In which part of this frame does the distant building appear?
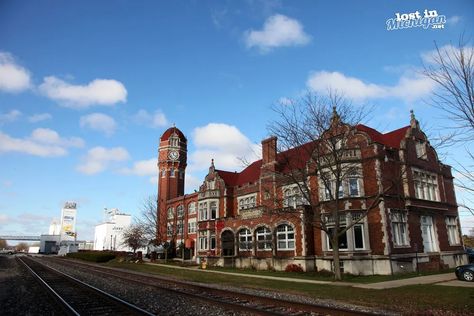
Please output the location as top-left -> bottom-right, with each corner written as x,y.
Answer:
94,208 -> 132,251
49,218 -> 60,235
60,202 -> 77,242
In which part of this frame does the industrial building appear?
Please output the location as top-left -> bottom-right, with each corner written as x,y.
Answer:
94,208 -> 132,251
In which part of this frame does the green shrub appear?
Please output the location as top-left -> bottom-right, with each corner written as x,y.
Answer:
66,251 -> 116,263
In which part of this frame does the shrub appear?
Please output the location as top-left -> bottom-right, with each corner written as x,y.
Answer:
284,263 -> 304,273
66,251 -> 116,263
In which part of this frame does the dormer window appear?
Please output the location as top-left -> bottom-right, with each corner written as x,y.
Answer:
415,140 -> 427,159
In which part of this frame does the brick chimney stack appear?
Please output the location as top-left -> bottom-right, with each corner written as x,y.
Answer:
262,136 -> 277,165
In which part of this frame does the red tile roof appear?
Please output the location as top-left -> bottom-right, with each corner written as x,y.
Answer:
356,124 -> 409,149
215,124 -> 411,187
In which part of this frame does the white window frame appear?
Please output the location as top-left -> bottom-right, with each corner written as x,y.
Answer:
188,202 -> 196,215
446,216 -> 460,246
187,219 -> 196,234
177,205 -> 184,218
167,223 -> 173,236
413,168 -> 439,201
237,193 -> 257,210
199,231 -> 208,250
256,226 -> 272,250
238,228 -> 253,251
390,210 -> 409,247
319,166 -> 363,201
276,224 -> 295,250
198,202 -> 208,221
416,140 -> 427,159
167,207 -> 174,219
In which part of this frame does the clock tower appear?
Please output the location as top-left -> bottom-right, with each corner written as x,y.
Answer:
157,126 -> 187,242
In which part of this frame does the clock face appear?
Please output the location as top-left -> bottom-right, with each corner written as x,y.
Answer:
168,150 -> 179,160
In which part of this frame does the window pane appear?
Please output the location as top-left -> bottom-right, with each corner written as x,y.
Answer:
354,225 -> 364,249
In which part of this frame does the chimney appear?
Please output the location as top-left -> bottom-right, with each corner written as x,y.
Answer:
262,136 -> 277,165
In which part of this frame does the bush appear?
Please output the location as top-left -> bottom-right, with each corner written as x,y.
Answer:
284,263 -> 304,273
66,251 -> 116,263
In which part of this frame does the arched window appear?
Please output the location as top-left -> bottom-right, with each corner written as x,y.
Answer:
161,168 -> 166,178
277,224 -> 295,250
238,228 -> 252,250
188,202 -> 196,215
256,226 -> 272,250
177,205 -> 184,218
167,207 -> 174,219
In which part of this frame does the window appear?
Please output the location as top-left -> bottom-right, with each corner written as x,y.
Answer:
161,168 -> 166,177
210,201 -> 217,219
170,167 -> 175,178
167,207 -> 174,219
188,220 -> 196,234
413,170 -> 439,201
167,223 -> 173,236
238,194 -> 257,210
238,229 -> 253,250
256,226 -> 272,250
446,216 -> 460,245
327,228 -> 348,250
198,202 -> 208,221
170,136 -> 179,147
416,141 -> 427,159
177,205 -> 184,218
199,231 -> 208,250
353,225 -> 364,249
210,233 -> 216,250
348,178 -> 360,197
179,170 -> 184,179
188,202 -> 196,215
277,224 -> 295,250
391,210 -> 408,246
283,186 -> 305,208
177,222 -> 183,235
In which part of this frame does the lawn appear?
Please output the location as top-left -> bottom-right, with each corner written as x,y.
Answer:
104,260 -> 473,315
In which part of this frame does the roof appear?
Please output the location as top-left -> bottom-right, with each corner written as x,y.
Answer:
216,160 -> 262,187
160,126 -> 187,142
356,124 -> 409,149
214,124 -> 411,187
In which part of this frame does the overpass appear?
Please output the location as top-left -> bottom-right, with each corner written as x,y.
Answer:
0,236 -> 41,241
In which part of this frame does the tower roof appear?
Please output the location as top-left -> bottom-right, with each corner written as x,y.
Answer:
160,126 -> 187,142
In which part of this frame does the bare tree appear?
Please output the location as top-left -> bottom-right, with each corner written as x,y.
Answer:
423,38 -> 474,204
268,92 -> 401,280
0,239 -> 8,249
122,224 -> 147,253
136,195 -> 160,244
15,242 -> 29,253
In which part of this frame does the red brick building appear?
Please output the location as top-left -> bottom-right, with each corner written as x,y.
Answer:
157,112 -> 466,275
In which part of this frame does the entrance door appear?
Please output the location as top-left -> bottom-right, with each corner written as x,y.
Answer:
421,216 -> 437,252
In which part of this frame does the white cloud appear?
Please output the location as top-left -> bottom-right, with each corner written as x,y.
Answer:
244,14 -> 311,53
190,123 -> 260,172
0,52 -> 31,93
120,158 -> 156,176
306,70 -> 435,102
28,113 -> 52,123
39,76 -> 127,108
447,15 -> 461,25
133,109 -> 168,128
0,109 -> 22,124
278,97 -> 294,106
421,44 -> 474,65
80,113 -> 117,136
77,146 -> 130,175
0,128 -> 84,157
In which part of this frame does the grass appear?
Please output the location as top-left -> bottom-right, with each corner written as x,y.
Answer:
150,260 -> 456,284
103,260 -> 473,315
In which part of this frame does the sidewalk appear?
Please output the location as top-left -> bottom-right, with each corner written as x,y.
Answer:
145,262 -> 470,289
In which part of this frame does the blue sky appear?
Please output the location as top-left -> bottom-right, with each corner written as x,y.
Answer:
0,0 -> 473,241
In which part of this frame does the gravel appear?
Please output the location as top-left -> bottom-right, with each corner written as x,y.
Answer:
0,254 -> 62,316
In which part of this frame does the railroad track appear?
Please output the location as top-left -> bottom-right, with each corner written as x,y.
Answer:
17,257 -> 154,316
42,257 -> 380,316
